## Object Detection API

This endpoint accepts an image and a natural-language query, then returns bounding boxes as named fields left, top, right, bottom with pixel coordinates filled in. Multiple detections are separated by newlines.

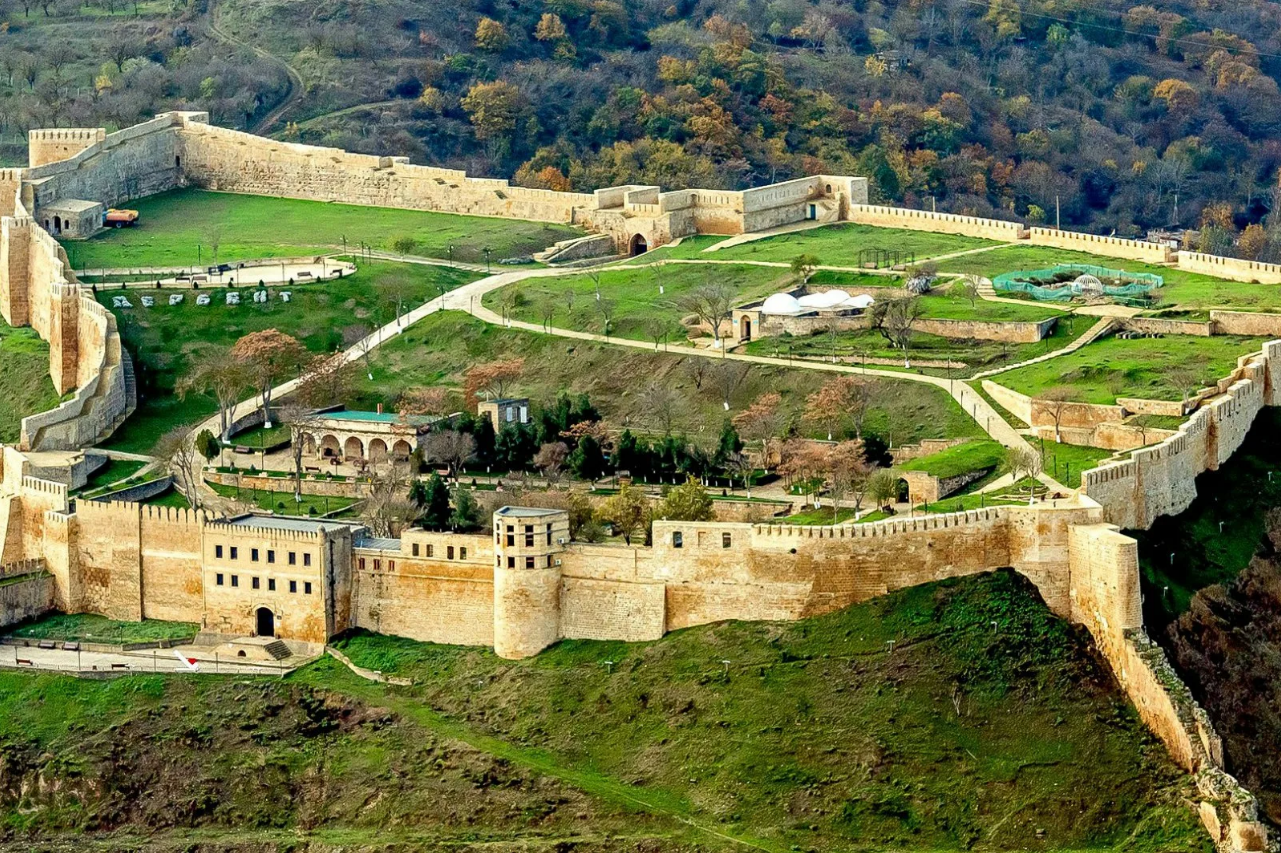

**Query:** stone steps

left=262, top=639, right=292, bottom=660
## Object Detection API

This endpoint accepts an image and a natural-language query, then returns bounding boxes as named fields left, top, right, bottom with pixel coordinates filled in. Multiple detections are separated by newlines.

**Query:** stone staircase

left=534, top=233, right=615, bottom=264
left=262, top=639, right=292, bottom=660
left=971, top=317, right=1117, bottom=380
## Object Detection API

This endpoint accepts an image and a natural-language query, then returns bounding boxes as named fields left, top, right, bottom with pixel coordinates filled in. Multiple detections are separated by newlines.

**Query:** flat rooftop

left=495, top=506, right=564, bottom=518
left=318, top=410, right=438, bottom=426
left=223, top=514, right=365, bottom=533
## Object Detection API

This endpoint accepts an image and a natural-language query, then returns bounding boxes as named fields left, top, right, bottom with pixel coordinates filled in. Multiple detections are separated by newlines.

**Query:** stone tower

left=491, top=506, right=569, bottom=659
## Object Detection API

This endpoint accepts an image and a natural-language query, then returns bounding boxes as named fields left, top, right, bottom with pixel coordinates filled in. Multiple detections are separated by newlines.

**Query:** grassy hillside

left=65, top=189, right=581, bottom=269
left=99, top=261, right=478, bottom=454
left=328, top=570, right=1206, bottom=853
left=0, top=572, right=1206, bottom=852
left=0, top=320, right=63, bottom=445
left=349, top=311, right=984, bottom=448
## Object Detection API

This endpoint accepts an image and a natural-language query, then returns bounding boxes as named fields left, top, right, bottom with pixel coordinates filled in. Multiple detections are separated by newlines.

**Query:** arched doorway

left=740, top=316, right=751, bottom=341
left=369, top=438, right=388, bottom=463
left=255, top=607, right=275, bottom=637
left=343, top=436, right=363, bottom=460
left=52, top=216, right=62, bottom=235
left=302, top=433, right=317, bottom=455
left=319, top=434, right=341, bottom=458
left=392, top=439, right=413, bottom=459
left=629, top=234, right=648, bottom=256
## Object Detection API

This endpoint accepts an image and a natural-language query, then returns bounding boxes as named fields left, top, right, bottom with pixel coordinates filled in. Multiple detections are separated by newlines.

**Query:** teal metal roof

left=321, top=410, right=437, bottom=426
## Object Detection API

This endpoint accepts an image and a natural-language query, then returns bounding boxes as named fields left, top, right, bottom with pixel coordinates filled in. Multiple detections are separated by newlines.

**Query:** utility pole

left=1055, top=195, right=1060, bottom=230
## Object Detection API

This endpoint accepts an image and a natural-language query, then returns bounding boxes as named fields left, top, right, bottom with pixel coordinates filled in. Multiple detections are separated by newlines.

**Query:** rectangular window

left=507, top=556, right=515, bottom=568
left=252, top=576, right=260, bottom=590
left=304, top=553, right=312, bottom=567
left=215, top=545, right=224, bottom=559
left=268, top=578, right=276, bottom=591
left=216, top=573, right=224, bottom=586
left=447, top=546, right=455, bottom=560
left=524, top=524, right=533, bottom=533
left=358, top=558, right=366, bottom=570
left=459, top=547, right=467, bottom=560
left=304, top=582, right=312, bottom=595
left=230, top=547, right=238, bottom=560
left=506, top=534, right=514, bottom=547
left=288, top=552, right=296, bottom=566
left=426, top=544, right=434, bottom=557
left=289, top=580, right=297, bottom=593
left=547, top=529, right=553, bottom=545
left=722, top=533, right=732, bottom=549
left=547, top=555, right=553, bottom=567
left=525, top=556, right=535, bottom=569
left=231, top=575, right=239, bottom=588
left=672, top=531, right=683, bottom=548
left=506, top=525, right=513, bottom=533
left=267, top=550, right=275, bottom=564
left=374, top=559, right=381, bottom=571
left=251, top=548, right=259, bottom=562
left=389, top=560, right=396, bottom=570
left=412, top=543, right=420, bottom=557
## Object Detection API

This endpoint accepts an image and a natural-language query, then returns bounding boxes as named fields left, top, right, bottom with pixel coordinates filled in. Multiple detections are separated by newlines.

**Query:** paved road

left=0, top=644, right=295, bottom=676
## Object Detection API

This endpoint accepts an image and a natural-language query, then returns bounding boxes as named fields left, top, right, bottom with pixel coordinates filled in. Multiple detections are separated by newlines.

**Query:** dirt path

left=206, top=0, right=305, bottom=134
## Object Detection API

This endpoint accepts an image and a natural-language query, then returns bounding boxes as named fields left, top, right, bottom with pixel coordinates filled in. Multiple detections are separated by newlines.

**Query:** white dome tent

left=761, top=293, right=803, bottom=315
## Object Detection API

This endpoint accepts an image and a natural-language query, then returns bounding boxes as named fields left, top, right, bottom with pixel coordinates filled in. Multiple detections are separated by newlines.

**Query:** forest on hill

left=8, top=0, right=1281, bottom=255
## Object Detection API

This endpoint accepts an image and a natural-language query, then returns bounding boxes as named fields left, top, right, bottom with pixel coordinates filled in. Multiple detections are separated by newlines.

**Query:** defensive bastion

left=1, top=113, right=1280, bottom=850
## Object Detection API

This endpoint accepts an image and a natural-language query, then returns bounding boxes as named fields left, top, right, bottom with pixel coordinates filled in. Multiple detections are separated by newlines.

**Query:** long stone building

left=0, top=114, right=1278, bottom=850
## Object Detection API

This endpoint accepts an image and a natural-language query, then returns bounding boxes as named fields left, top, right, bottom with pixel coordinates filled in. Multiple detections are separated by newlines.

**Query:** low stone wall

left=205, top=470, right=373, bottom=499
left=890, top=438, right=967, bottom=465
left=917, top=315, right=1056, bottom=344
left=981, top=380, right=1034, bottom=425
left=91, top=476, right=172, bottom=504
left=1209, top=310, right=1281, bottom=337
left=1123, top=317, right=1213, bottom=337
left=848, top=204, right=1026, bottom=242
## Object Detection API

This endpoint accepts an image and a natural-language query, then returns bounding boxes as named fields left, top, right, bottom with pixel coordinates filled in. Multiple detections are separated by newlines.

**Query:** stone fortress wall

left=2, top=113, right=1280, bottom=849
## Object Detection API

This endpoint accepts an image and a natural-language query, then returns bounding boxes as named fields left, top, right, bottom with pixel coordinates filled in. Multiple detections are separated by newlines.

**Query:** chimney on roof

left=377, top=403, right=384, bottom=415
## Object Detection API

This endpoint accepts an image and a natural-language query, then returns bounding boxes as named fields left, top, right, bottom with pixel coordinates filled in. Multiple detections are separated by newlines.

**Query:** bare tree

left=295, top=352, right=357, bottom=409
left=343, top=323, right=375, bottom=380
left=176, top=349, right=249, bottom=442
left=712, top=360, right=750, bottom=411
left=594, top=296, right=616, bottom=336
left=674, top=282, right=736, bottom=350
left=538, top=295, right=556, bottom=332
left=1040, top=386, right=1078, bottom=443
left=825, top=441, right=871, bottom=522
left=424, top=430, right=476, bottom=479
left=155, top=426, right=203, bottom=510
left=644, top=316, right=672, bottom=350
left=639, top=380, right=681, bottom=434
left=869, top=296, right=924, bottom=367
left=534, top=441, right=569, bottom=484
left=361, top=462, right=420, bottom=537
left=278, top=403, right=319, bottom=501
left=1164, top=360, right=1208, bottom=412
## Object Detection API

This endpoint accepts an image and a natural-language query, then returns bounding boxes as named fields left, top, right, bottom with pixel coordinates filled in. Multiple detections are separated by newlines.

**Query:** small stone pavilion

left=302, top=410, right=441, bottom=463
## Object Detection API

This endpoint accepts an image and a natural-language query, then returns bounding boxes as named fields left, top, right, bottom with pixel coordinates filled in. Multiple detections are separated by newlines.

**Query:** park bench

left=62, top=642, right=79, bottom=651
left=37, top=640, right=55, bottom=650
left=110, top=662, right=129, bottom=670
left=15, top=658, right=32, bottom=667
left=304, top=465, right=321, bottom=474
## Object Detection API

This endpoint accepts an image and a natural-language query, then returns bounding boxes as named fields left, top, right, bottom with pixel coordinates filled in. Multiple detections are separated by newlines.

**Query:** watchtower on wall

left=29, top=129, right=105, bottom=169
left=491, top=506, right=569, bottom=659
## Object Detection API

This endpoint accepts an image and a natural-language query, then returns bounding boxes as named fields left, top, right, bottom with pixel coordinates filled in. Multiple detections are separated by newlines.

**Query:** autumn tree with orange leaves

left=229, top=329, right=308, bottom=429
left=463, top=358, right=525, bottom=404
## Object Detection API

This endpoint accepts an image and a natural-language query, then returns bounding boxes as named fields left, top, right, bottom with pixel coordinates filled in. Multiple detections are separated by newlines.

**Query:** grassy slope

left=0, top=321, right=62, bottom=445
left=1132, top=409, right=1281, bottom=633
left=99, top=261, right=477, bottom=454
left=11, top=613, right=197, bottom=644
left=900, top=439, right=1005, bottom=479
left=352, top=312, right=984, bottom=447
left=485, top=263, right=798, bottom=342
left=331, top=571, right=1205, bottom=853
left=63, top=189, right=581, bottom=269
left=992, top=335, right=1263, bottom=404
left=694, top=223, right=1000, bottom=265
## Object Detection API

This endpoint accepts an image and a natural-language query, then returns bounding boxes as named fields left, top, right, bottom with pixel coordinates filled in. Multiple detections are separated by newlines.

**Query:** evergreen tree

left=713, top=419, right=743, bottom=469
left=422, top=473, right=452, bottom=530
left=472, top=415, right=497, bottom=466
left=408, top=478, right=429, bottom=507
left=657, top=476, right=715, bottom=521
left=569, top=434, right=605, bottom=481
left=495, top=423, right=537, bottom=470
left=450, top=485, right=481, bottom=531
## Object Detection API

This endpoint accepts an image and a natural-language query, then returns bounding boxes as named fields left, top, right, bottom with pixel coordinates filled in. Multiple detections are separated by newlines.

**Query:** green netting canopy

left=991, top=264, right=1163, bottom=302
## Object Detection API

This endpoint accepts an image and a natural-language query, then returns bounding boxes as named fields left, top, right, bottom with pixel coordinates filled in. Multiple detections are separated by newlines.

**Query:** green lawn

left=900, top=439, right=1006, bottom=479
left=691, top=222, right=1002, bottom=266
left=71, top=459, right=148, bottom=497
left=0, top=320, right=63, bottom=444
left=329, top=570, right=1205, bottom=852
left=743, top=312, right=1094, bottom=380
left=98, top=261, right=477, bottom=454
left=207, top=481, right=357, bottom=518
left=1039, top=441, right=1118, bottom=487
left=485, top=262, right=797, bottom=343
left=938, top=244, right=1281, bottom=313
left=777, top=506, right=860, bottom=525
left=10, top=613, right=197, bottom=644
left=352, top=312, right=984, bottom=448
left=993, top=334, right=1263, bottom=404
left=917, top=289, right=1063, bottom=322
left=62, top=188, right=582, bottom=269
